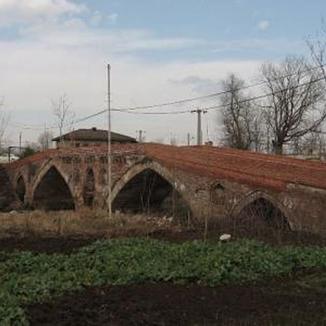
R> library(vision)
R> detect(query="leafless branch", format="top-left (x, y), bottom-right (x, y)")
top-left (260, 56), bottom-right (326, 154)
top-left (52, 94), bottom-right (75, 139)
top-left (220, 73), bottom-right (263, 150)
top-left (0, 99), bottom-right (10, 151)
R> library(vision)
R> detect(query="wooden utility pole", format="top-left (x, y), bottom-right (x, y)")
top-left (191, 109), bottom-right (207, 145)
top-left (19, 132), bottom-right (22, 155)
top-left (107, 64), bottom-right (112, 218)
top-left (136, 130), bottom-right (145, 143)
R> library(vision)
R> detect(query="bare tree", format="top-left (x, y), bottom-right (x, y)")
top-left (220, 74), bottom-right (258, 150)
top-left (38, 130), bottom-right (54, 151)
top-left (170, 134), bottom-right (178, 146)
top-left (307, 22), bottom-right (326, 82)
top-left (261, 56), bottom-right (326, 154)
top-left (251, 110), bottom-right (266, 152)
top-left (299, 129), bottom-right (326, 158)
top-left (52, 94), bottom-right (75, 139)
top-left (306, 22), bottom-right (326, 156)
top-left (0, 99), bottom-right (10, 152)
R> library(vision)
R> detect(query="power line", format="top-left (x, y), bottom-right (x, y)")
top-left (9, 64), bottom-right (326, 129)
top-left (113, 108), bottom-right (189, 115)
top-left (10, 74), bottom-right (326, 131)
top-left (73, 65), bottom-right (326, 119)
top-left (107, 62), bottom-right (326, 112)
top-left (114, 75), bottom-right (326, 116)
top-left (202, 75), bottom-right (326, 113)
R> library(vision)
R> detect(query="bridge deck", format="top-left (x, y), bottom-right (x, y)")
top-left (144, 144), bottom-right (326, 191)
top-left (6, 143), bottom-right (326, 192)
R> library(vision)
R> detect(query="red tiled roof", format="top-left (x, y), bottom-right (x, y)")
top-left (52, 128), bottom-right (137, 143)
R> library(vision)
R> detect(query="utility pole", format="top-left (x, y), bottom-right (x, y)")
top-left (44, 122), bottom-right (48, 150)
top-left (107, 64), bottom-right (112, 219)
top-left (19, 132), bottom-right (22, 155)
top-left (266, 124), bottom-right (271, 153)
top-left (191, 109), bottom-right (207, 145)
top-left (136, 130), bottom-right (146, 143)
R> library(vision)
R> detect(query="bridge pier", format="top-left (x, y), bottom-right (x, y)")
top-left (2, 144), bottom-right (326, 235)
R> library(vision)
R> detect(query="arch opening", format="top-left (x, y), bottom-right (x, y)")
top-left (16, 176), bottom-right (26, 203)
top-left (83, 168), bottom-right (95, 207)
top-left (210, 183), bottom-right (225, 205)
top-left (237, 198), bottom-right (289, 230)
top-left (112, 168), bottom-right (191, 221)
top-left (33, 166), bottom-right (75, 210)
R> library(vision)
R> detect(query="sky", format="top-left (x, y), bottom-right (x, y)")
top-left (0, 0), bottom-right (325, 146)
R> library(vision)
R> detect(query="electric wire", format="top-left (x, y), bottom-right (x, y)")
top-left (112, 75), bottom-right (326, 115)
top-left (113, 63), bottom-right (326, 112)
top-left (9, 64), bottom-right (326, 129)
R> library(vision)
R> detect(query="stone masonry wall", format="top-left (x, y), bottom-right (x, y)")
top-left (4, 150), bottom-right (326, 235)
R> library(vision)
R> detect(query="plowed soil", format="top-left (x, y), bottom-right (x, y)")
top-left (1, 226), bottom-right (326, 254)
top-left (2, 230), bottom-right (326, 325)
top-left (27, 280), bottom-right (326, 325)
top-left (0, 236), bottom-right (98, 254)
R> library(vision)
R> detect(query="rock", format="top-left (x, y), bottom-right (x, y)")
top-left (219, 234), bottom-right (231, 242)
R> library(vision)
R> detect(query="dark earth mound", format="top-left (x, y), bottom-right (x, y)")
top-left (149, 226), bottom-right (326, 247)
top-left (1, 225), bottom-right (326, 255)
top-left (27, 281), bottom-right (326, 325)
top-left (0, 236), bottom-right (99, 254)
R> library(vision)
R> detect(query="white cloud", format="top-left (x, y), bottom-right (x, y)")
top-left (108, 13), bottom-right (118, 24)
top-left (257, 20), bottom-right (270, 31)
top-left (90, 11), bottom-right (118, 26)
top-left (90, 11), bottom-right (103, 26)
top-left (0, 6), bottom-right (267, 145)
top-left (169, 76), bottom-right (220, 94)
top-left (0, 29), bottom-right (261, 144)
top-left (18, 21), bottom-right (204, 53)
top-left (0, 0), bottom-right (86, 26)
top-left (212, 38), bottom-right (303, 54)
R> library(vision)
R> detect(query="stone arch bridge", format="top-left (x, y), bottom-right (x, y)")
top-left (3, 143), bottom-right (326, 234)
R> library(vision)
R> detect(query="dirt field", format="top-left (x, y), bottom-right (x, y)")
top-left (26, 276), bottom-right (326, 326)
top-left (2, 209), bottom-right (326, 252)
top-left (1, 232), bottom-right (326, 325)
top-left (2, 212), bottom-right (326, 325)
top-left (2, 227), bottom-right (326, 255)
top-left (0, 236), bottom-right (98, 254)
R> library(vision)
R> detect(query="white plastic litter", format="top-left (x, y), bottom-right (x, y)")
top-left (219, 234), bottom-right (231, 242)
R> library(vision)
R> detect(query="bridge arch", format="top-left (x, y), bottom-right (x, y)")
top-left (31, 161), bottom-right (75, 210)
top-left (15, 175), bottom-right (26, 203)
top-left (232, 191), bottom-right (291, 229)
top-left (83, 168), bottom-right (95, 207)
top-left (111, 160), bottom-right (193, 220)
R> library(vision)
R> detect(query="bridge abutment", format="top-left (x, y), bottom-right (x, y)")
top-left (3, 145), bottom-right (326, 236)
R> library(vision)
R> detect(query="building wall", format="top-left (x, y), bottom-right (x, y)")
top-left (55, 140), bottom-right (107, 149)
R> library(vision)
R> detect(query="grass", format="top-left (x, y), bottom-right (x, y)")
top-left (0, 209), bottom-right (177, 238)
top-left (1, 238), bottom-right (326, 324)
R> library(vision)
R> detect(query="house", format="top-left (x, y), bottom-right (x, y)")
top-left (52, 128), bottom-right (137, 149)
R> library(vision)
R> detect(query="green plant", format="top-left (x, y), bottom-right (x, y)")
top-left (0, 238), bottom-right (326, 324)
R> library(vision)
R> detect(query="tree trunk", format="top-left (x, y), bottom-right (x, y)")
top-left (273, 142), bottom-right (283, 155)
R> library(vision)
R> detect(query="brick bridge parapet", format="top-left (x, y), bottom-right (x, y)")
top-left (3, 144), bottom-right (326, 235)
